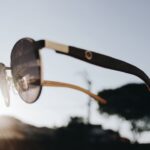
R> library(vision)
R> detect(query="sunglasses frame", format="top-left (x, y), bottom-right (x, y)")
top-left (8, 37), bottom-right (150, 104)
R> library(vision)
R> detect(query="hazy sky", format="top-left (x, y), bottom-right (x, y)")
top-left (0, 0), bottom-right (149, 143)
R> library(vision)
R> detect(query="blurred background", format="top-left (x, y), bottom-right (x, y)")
top-left (0, 0), bottom-right (149, 149)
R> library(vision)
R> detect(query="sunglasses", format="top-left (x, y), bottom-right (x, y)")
top-left (0, 38), bottom-right (150, 106)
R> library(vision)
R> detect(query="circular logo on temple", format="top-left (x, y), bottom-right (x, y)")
top-left (85, 51), bottom-right (93, 60)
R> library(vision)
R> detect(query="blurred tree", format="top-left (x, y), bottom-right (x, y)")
top-left (98, 83), bottom-right (150, 141)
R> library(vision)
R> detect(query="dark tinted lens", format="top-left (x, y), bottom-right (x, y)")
top-left (11, 38), bottom-right (42, 103)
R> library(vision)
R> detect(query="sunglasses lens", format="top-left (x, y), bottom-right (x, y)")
top-left (11, 38), bottom-right (42, 103)
top-left (0, 63), bottom-right (10, 106)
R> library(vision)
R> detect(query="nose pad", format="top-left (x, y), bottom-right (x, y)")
top-left (0, 63), bottom-right (10, 107)
top-left (17, 76), bottom-right (29, 91)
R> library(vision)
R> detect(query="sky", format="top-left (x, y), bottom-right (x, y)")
top-left (0, 0), bottom-right (149, 143)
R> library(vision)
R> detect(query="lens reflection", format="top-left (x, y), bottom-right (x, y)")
top-left (11, 38), bottom-right (42, 103)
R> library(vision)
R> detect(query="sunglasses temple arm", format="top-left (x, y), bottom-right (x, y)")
top-left (44, 40), bottom-right (150, 90)
top-left (69, 47), bottom-right (150, 89)
top-left (41, 80), bottom-right (107, 104)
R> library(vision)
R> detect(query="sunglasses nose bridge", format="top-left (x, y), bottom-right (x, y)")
top-left (5, 66), bottom-right (11, 70)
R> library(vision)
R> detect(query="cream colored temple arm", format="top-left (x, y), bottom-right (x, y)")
top-left (42, 80), bottom-right (107, 104)
top-left (45, 40), bottom-right (69, 53)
